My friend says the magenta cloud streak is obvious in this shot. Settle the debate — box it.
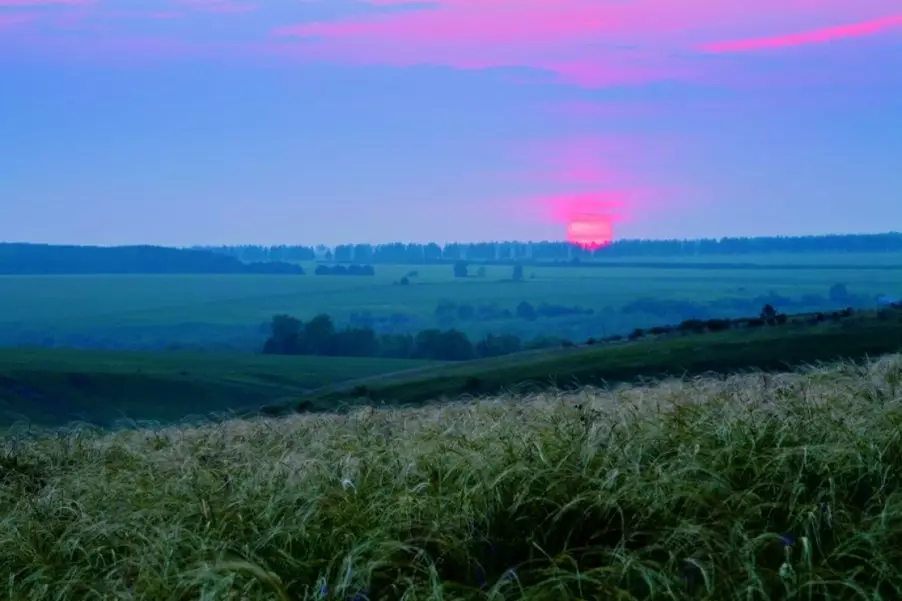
[702,13,902,52]
[0,0,93,5]
[271,0,902,86]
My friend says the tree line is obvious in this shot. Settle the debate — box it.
[0,244,304,275]
[262,314,564,361]
[196,232,902,264]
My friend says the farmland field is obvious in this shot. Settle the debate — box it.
[0,253,902,352]
[1,259,900,325]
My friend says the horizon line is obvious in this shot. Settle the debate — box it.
[2,231,902,250]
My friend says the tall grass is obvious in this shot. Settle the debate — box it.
[3,355,902,600]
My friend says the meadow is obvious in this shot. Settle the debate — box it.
[4,355,902,600]
[0,349,438,427]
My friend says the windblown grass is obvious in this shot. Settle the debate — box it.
[3,355,902,600]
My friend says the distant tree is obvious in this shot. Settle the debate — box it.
[379,333,415,358]
[829,282,849,305]
[331,327,380,356]
[453,260,469,278]
[399,276,410,286]
[413,328,474,361]
[515,300,537,321]
[437,330,477,361]
[263,314,303,354]
[678,318,706,333]
[475,333,522,357]
[706,318,732,332]
[476,266,486,278]
[512,264,524,281]
[304,314,336,355]
[0,243,305,275]
[760,304,777,324]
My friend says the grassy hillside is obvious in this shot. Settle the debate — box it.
[4,356,902,599]
[276,306,902,414]
[0,349,439,427]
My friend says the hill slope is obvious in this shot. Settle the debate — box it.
[271,306,902,414]
[0,349,439,427]
[5,356,902,599]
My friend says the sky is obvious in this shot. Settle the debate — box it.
[1,0,901,246]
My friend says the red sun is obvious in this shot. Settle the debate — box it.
[567,214,614,250]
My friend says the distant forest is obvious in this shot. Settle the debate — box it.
[1,232,901,275]
[0,244,303,275]
[196,232,902,264]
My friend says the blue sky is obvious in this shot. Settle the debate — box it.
[2,0,901,246]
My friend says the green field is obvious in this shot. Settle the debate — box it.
[0,349,440,427]
[276,305,902,413]
[1,257,899,336]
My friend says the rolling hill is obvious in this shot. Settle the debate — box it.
[264,305,902,415]
[0,349,440,427]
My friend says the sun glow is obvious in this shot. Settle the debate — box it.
[566,215,614,250]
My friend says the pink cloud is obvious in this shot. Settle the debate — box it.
[175,0,258,14]
[270,0,902,88]
[0,0,93,5]
[5,0,899,87]
[702,13,902,52]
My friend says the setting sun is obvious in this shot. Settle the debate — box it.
[567,215,614,250]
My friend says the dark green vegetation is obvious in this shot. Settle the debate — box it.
[276,304,902,414]
[0,242,303,274]
[263,313,563,361]
[0,349,438,427]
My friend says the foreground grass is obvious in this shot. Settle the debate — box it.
[4,356,902,599]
